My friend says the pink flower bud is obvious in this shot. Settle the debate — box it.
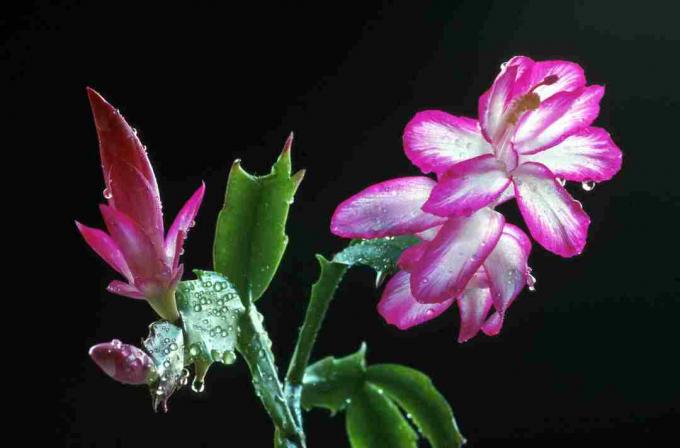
[89,339,153,385]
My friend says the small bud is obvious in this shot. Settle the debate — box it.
[89,340,153,385]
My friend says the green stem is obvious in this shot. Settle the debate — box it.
[236,304,305,447]
[286,256,348,386]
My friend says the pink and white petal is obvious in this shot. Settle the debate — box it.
[378,271,454,330]
[330,177,447,238]
[99,204,169,281]
[107,280,145,300]
[479,65,520,140]
[403,111,493,175]
[505,56,536,96]
[483,223,531,314]
[526,60,586,101]
[513,86,604,155]
[75,221,133,281]
[397,241,430,272]
[519,127,622,182]
[410,208,505,303]
[415,225,442,241]
[165,182,206,267]
[108,161,164,248]
[423,155,511,217]
[513,162,591,257]
[481,311,504,336]
[86,88,160,200]
[457,272,494,343]
[492,183,515,206]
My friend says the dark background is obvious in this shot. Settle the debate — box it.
[8,0,677,446]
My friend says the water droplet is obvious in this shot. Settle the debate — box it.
[103,187,112,199]
[556,177,566,186]
[189,344,202,357]
[223,351,237,364]
[110,339,122,349]
[180,368,190,386]
[581,180,596,191]
[191,379,205,393]
[527,271,537,292]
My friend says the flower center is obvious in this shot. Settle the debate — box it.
[492,74,560,170]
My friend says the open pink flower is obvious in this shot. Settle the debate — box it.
[75,88,205,321]
[404,56,622,257]
[332,178,499,302]
[378,222,532,342]
[89,339,154,385]
[331,178,532,341]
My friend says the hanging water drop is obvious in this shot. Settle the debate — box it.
[103,187,112,199]
[191,379,205,393]
[581,180,596,191]
[527,272,537,292]
[556,177,566,186]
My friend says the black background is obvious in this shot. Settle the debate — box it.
[9,0,678,446]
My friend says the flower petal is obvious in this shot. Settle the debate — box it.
[99,204,169,281]
[403,111,493,175]
[75,221,133,281]
[513,162,591,257]
[415,225,442,241]
[492,183,515,206]
[330,177,447,238]
[481,311,504,336]
[165,182,206,268]
[483,224,531,315]
[479,64,520,140]
[520,127,622,182]
[423,154,511,217]
[513,85,605,155]
[397,241,429,272]
[108,161,164,248]
[107,280,145,300]
[410,208,505,303]
[86,88,160,202]
[378,271,454,330]
[457,271,493,343]
[524,60,586,101]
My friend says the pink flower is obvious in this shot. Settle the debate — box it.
[404,56,622,257]
[378,221,532,342]
[331,178,532,341]
[75,88,205,321]
[89,339,154,385]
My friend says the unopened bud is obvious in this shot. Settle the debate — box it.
[89,339,153,385]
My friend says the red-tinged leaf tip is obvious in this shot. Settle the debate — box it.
[86,87,115,121]
[282,131,294,154]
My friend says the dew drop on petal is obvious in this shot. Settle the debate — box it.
[527,272,537,292]
[581,180,596,191]
[556,177,566,186]
[103,187,112,199]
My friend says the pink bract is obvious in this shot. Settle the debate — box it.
[75,88,205,321]
[404,56,622,257]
